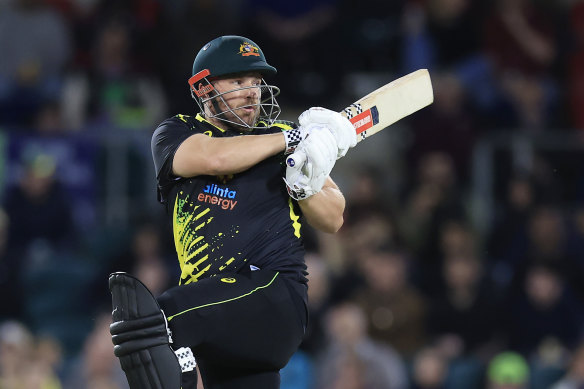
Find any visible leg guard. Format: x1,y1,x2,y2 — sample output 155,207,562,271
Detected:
109,272,182,389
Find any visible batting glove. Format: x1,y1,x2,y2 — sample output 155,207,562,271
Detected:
284,150,314,200
284,125,337,200
299,107,357,159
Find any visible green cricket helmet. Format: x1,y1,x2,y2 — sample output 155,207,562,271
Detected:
188,36,281,130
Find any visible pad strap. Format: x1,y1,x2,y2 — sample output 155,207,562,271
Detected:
175,347,197,373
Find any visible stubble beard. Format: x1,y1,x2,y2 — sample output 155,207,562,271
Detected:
217,102,260,131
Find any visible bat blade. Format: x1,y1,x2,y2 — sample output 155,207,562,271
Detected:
285,69,433,168
342,69,434,142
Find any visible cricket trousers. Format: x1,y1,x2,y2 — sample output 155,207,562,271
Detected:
157,268,308,389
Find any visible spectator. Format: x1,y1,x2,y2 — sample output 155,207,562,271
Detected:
2,151,75,252
567,0,584,130
0,321,34,388
91,220,175,308
504,264,583,358
61,18,166,130
246,0,345,107
324,210,399,304
487,174,538,287
316,302,409,389
513,205,584,301
63,311,128,389
300,253,334,357
337,0,406,74
552,342,584,389
324,350,370,389
344,165,397,226
154,0,245,114
405,72,480,186
483,0,559,129
399,152,466,295
401,0,488,74
352,248,428,357
410,346,450,389
0,208,24,322
0,0,71,126
428,252,501,362
34,99,67,134
0,320,63,388
113,220,173,295
401,0,494,118
566,206,584,291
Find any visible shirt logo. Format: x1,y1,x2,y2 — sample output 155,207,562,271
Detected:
238,42,260,57
198,184,238,210
221,278,237,283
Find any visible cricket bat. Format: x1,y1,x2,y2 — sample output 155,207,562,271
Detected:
286,69,433,167
342,68,433,143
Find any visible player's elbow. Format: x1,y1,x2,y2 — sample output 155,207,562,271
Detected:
329,214,344,233
312,214,344,234
196,151,232,176
325,217,343,234
203,153,228,176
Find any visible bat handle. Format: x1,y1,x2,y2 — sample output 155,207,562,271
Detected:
286,151,306,168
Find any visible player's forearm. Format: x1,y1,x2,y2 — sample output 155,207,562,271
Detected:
298,180,345,233
174,132,285,177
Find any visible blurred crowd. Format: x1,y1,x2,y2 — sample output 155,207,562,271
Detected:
2,0,584,388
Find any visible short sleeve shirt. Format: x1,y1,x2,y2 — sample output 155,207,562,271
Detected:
151,114,307,285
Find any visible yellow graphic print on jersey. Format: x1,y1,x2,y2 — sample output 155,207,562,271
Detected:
173,192,242,285
288,198,301,238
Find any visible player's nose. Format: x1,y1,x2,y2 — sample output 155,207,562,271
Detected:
244,84,259,97
244,87,260,103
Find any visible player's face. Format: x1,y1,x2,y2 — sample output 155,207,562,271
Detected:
210,73,262,129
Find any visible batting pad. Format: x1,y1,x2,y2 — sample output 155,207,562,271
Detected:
109,272,182,389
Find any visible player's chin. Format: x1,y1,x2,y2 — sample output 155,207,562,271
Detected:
235,108,259,127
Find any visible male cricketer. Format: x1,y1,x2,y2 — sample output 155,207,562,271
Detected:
108,35,356,389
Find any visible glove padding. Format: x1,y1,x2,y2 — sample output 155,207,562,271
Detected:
284,124,337,200
299,107,357,159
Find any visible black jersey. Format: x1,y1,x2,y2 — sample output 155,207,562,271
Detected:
151,114,307,285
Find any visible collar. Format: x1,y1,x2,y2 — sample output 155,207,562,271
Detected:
195,113,226,132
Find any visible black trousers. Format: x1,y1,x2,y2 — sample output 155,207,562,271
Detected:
157,269,307,389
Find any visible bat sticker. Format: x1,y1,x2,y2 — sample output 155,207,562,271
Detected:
349,106,379,135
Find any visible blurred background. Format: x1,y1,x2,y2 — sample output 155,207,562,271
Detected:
1,0,584,388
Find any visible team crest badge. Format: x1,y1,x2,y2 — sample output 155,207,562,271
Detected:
238,42,260,57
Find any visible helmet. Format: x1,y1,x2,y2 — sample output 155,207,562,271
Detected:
192,35,277,78
188,36,281,130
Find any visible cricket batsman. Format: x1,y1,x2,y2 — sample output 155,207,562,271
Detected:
108,35,356,388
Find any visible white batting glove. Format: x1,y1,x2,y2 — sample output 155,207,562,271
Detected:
284,125,337,200
299,107,357,159
284,150,314,200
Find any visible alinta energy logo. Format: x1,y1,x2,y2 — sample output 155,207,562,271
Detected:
198,184,238,210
